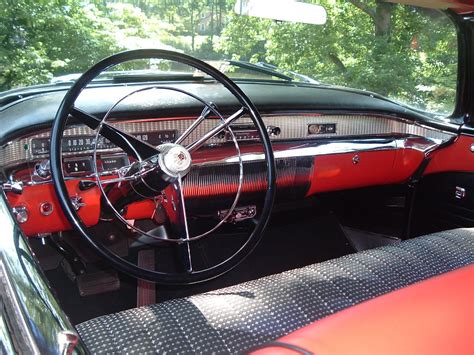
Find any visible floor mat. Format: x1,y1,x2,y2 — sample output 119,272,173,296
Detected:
45,212,354,325
45,267,137,326
342,226,401,251
154,213,354,303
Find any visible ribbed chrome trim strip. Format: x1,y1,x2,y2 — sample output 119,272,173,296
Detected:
183,157,312,202
195,137,439,166
0,113,455,168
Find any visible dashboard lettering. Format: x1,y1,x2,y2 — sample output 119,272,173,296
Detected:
30,130,177,156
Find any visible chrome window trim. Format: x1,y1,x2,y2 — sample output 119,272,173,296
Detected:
0,193,86,354
0,261,38,354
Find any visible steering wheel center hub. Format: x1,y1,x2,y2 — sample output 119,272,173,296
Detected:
159,143,192,177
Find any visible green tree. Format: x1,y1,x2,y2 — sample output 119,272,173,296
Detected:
0,0,121,91
217,13,270,62
0,0,458,115
218,0,457,114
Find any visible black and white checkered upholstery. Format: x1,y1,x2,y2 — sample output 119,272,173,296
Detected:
76,228,474,354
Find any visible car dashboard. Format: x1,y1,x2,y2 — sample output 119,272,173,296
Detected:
0,82,458,237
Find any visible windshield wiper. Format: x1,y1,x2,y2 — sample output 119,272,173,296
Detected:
255,62,320,84
110,72,207,83
227,60,320,84
227,60,294,82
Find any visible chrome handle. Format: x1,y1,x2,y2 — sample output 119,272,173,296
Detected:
2,181,23,194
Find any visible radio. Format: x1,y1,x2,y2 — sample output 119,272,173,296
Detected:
219,124,281,141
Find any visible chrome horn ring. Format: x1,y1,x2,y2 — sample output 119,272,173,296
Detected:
92,86,245,243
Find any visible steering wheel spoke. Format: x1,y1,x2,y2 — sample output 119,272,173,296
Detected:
175,103,217,145
186,106,247,152
175,241,193,273
164,177,193,272
71,107,159,160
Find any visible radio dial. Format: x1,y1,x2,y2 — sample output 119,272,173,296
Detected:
34,159,51,179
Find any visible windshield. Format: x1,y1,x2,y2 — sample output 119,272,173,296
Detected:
1,1,458,116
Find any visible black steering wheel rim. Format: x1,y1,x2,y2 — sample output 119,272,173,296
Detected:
50,49,276,284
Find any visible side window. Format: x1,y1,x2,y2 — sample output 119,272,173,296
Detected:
357,5,458,116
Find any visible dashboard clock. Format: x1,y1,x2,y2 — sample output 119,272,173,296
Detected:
308,123,336,135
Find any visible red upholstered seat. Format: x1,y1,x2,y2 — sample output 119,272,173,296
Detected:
252,265,474,355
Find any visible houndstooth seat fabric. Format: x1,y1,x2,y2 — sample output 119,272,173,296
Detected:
76,228,474,354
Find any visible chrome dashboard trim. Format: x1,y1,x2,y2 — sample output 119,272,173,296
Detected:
0,113,455,169
195,137,440,166
9,135,441,186
180,135,442,206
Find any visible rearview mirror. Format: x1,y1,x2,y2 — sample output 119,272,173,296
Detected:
234,0,327,25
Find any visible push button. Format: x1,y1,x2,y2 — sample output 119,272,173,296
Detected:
40,202,54,216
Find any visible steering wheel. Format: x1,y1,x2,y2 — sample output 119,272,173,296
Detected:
50,49,276,284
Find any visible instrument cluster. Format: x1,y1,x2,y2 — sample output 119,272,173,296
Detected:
30,130,177,156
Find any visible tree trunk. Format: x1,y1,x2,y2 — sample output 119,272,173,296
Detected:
218,0,223,31
328,53,347,74
348,0,394,38
210,0,215,40
191,8,195,51
374,1,394,37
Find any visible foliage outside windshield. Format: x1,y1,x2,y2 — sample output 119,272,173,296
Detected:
0,0,457,115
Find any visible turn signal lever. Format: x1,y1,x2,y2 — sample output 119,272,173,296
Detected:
2,181,23,194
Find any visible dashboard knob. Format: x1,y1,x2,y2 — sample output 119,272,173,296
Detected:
12,205,29,224
35,159,51,179
267,125,281,136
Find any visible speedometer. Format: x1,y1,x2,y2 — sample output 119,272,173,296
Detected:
31,130,177,156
